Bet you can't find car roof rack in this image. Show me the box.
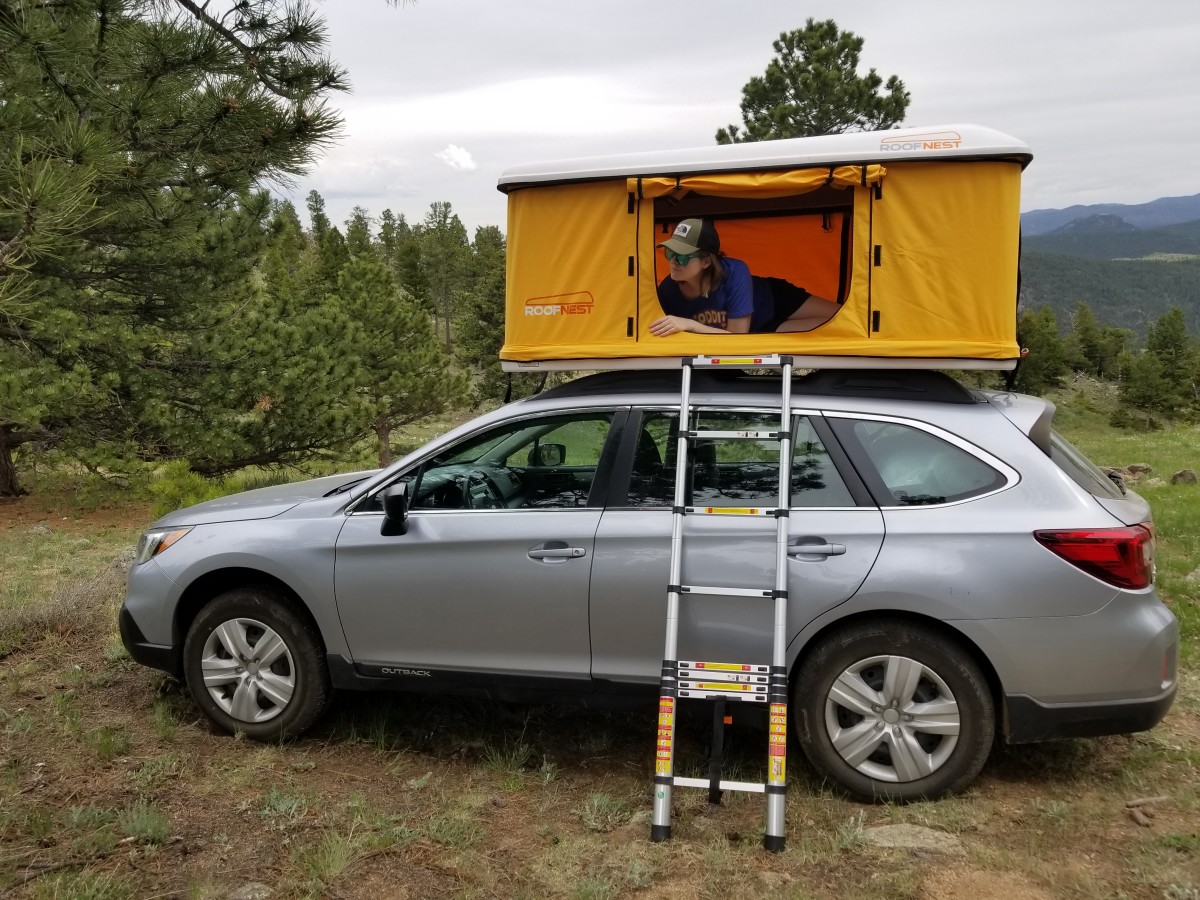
[537,367,977,405]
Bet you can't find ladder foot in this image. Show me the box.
[763,834,786,853]
[650,824,672,842]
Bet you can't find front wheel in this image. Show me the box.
[183,587,331,741]
[794,620,994,802]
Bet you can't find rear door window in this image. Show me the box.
[625,410,856,508]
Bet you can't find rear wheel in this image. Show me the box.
[794,620,994,802]
[183,588,331,741]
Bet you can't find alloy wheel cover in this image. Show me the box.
[823,653,961,783]
[200,617,296,723]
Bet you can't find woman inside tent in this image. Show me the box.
[649,218,838,336]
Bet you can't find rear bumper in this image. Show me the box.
[1004,684,1177,743]
[119,606,181,678]
[953,593,1178,743]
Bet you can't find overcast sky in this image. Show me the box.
[284,0,1200,236]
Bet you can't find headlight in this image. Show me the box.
[134,528,192,565]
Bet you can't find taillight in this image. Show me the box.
[1034,525,1155,589]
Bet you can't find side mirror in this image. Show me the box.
[534,442,566,467]
[380,482,409,535]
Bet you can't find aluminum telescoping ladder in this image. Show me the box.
[650,354,794,853]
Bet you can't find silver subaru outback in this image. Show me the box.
[120,369,1178,802]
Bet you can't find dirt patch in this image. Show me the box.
[922,866,1055,900]
[0,489,154,533]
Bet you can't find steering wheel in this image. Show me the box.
[461,469,506,509]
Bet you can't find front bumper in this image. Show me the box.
[118,606,181,678]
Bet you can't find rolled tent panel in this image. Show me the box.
[632,165,886,200]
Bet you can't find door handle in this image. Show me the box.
[528,541,586,560]
[792,542,849,556]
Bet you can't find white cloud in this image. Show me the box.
[436,144,477,172]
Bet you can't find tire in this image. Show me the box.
[794,619,994,803]
[183,587,331,741]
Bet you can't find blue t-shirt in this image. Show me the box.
[657,257,775,331]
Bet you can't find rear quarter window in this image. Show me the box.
[1050,431,1126,499]
[842,419,1007,506]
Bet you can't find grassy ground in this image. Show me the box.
[1,386,1198,899]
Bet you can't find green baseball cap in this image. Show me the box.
[657,218,720,256]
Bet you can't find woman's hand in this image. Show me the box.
[649,315,750,336]
[649,315,696,337]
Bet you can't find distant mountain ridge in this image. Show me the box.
[1050,214,1137,236]
[1023,217,1200,260]
[1021,193,1200,235]
[1018,200,1200,338]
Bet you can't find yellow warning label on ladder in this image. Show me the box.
[692,682,760,693]
[707,357,767,366]
[769,702,787,781]
[655,697,676,776]
[691,662,758,672]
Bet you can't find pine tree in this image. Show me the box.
[314,226,351,294]
[1145,307,1196,411]
[1013,308,1069,396]
[1096,326,1134,381]
[331,257,467,465]
[1117,351,1173,429]
[1146,307,1191,369]
[306,190,334,244]
[370,208,430,312]
[418,202,470,352]
[1064,302,1102,376]
[345,207,374,258]
[716,19,909,143]
[378,209,403,268]
[0,0,349,495]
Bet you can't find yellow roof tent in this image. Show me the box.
[496,124,1032,371]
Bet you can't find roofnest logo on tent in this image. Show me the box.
[525,292,595,317]
[879,131,963,152]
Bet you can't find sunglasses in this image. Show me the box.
[664,248,702,266]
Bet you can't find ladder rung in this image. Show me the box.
[688,429,781,441]
[678,685,769,702]
[685,505,778,517]
[692,354,784,368]
[681,585,771,598]
[679,663,769,685]
[672,776,766,794]
[679,670,768,686]
[680,679,768,692]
